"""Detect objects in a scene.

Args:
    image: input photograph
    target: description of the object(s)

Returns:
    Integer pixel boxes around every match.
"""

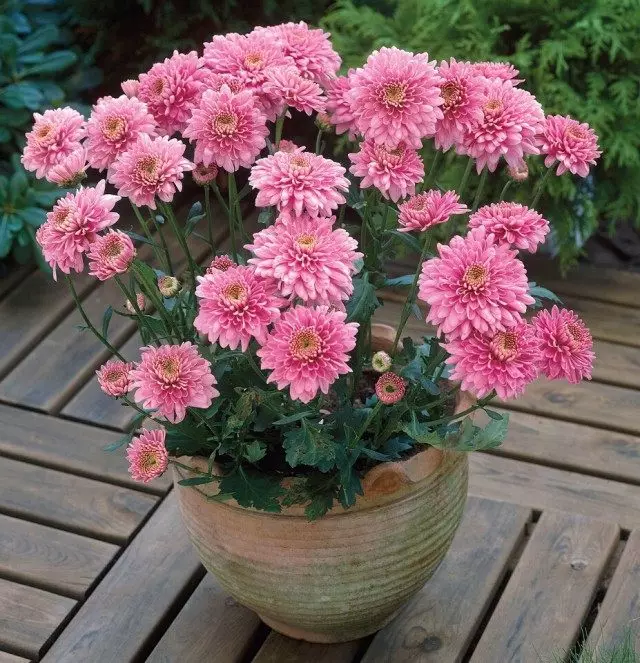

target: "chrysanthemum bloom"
[471,62,523,85]
[262,66,326,116]
[192,162,218,186]
[398,189,469,232]
[540,115,601,177]
[46,146,88,187]
[87,230,136,280]
[183,86,268,173]
[22,107,86,178]
[250,149,349,217]
[194,265,284,351]
[372,351,392,373]
[469,202,549,253]
[325,73,358,139]
[137,50,210,135]
[96,359,133,397]
[348,47,443,149]
[277,139,301,153]
[207,254,236,273]
[207,72,248,94]
[434,59,484,151]
[158,275,180,297]
[418,227,535,339]
[444,322,539,399]
[126,293,146,313]
[126,429,169,483]
[257,305,358,403]
[85,95,157,171]
[109,134,193,208]
[509,161,529,181]
[375,372,406,404]
[532,306,595,383]
[129,342,219,423]
[459,79,544,173]
[246,214,362,305]
[349,140,424,202]
[36,180,120,278]
[121,79,140,98]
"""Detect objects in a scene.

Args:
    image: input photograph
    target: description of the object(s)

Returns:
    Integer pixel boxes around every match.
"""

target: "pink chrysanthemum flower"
[194,265,284,351]
[250,149,349,218]
[126,429,169,483]
[36,180,120,278]
[183,86,268,173]
[246,214,362,305]
[540,115,601,178]
[349,140,424,202]
[398,189,469,232]
[445,322,539,399]
[96,359,133,397]
[418,227,535,340]
[207,72,248,94]
[459,79,544,173]
[137,50,210,135]
[207,254,236,273]
[129,342,219,423]
[87,230,136,280]
[348,47,443,149]
[121,79,139,98]
[278,139,301,153]
[109,134,193,209]
[262,66,326,116]
[471,62,523,85]
[435,59,484,151]
[46,146,88,186]
[257,305,358,403]
[22,107,86,179]
[192,163,218,186]
[86,95,157,171]
[532,306,595,383]
[469,202,549,253]
[325,72,358,140]
[375,372,406,404]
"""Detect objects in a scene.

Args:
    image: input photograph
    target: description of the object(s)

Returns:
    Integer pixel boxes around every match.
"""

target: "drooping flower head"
[471,62,523,85]
[126,428,169,483]
[129,342,219,423]
[192,162,218,186]
[418,227,535,339]
[96,359,133,397]
[137,50,210,135]
[257,305,358,403]
[87,230,136,280]
[434,59,484,151]
[262,66,326,116]
[349,140,424,202]
[375,372,406,404]
[121,79,140,98]
[459,79,544,173]
[372,351,392,373]
[46,146,88,187]
[36,180,120,278]
[540,115,601,178]
[325,72,358,139]
[246,214,362,305]
[85,95,157,171]
[250,149,349,218]
[445,322,539,399]
[22,107,86,178]
[348,47,443,149]
[207,254,236,273]
[398,189,469,232]
[532,306,595,383]
[183,86,268,173]
[109,134,193,208]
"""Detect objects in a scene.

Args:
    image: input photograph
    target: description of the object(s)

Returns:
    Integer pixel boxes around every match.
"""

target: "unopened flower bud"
[158,275,180,298]
[372,350,392,373]
[126,293,146,313]
[375,372,406,405]
[315,112,332,132]
[509,162,529,182]
[207,254,236,273]
[192,162,218,186]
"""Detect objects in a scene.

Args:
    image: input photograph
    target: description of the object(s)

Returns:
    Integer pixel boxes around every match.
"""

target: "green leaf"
[18,24,58,53]
[305,492,335,520]
[257,207,275,225]
[218,468,285,512]
[101,306,113,340]
[388,229,422,253]
[17,207,45,227]
[24,50,77,75]
[528,282,563,307]
[283,420,337,472]
[337,468,362,509]
[453,413,509,452]
[2,82,44,110]
[184,201,205,237]
[243,439,267,463]
[124,231,158,246]
[384,274,414,287]
[401,414,444,446]
[178,476,216,486]
[103,433,131,452]
[273,410,315,426]
[346,272,380,323]
[484,409,503,421]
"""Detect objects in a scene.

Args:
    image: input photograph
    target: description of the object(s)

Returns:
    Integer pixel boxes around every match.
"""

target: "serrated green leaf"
[218,468,284,512]
[243,439,267,463]
[283,420,337,472]
[178,476,216,486]
[273,410,315,426]
[388,229,422,253]
[346,272,380,323]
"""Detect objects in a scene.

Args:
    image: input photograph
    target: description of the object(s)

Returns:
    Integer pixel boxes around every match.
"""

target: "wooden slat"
[0,457,157,543]
[0,265,33,300]
[253,634,361,663]
[42,494,203,663]
[469,511,619,663]
[363,497,530,663]
[0,513,117,599]
[585,529,640,653]
[147,574,262,663]
[0,577,76,660]
[469,454,640,531]
[0,651,30,663]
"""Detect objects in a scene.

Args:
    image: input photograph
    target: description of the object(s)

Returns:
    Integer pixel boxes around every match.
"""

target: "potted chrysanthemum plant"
[22,23,599,643]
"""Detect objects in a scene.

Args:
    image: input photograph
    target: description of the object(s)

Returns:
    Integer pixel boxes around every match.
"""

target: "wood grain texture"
[0,457,157,543]
[470,511,619,663]
[253,634,361,663]
[42,495,202,663]
[585,529,640,653]
[470,454,640,531]
[363,497,531,663]
[146,574,262,663]
[0,513,117,599]
[0,265,33,300]
[0,651,29,663]
[0,577,76,660]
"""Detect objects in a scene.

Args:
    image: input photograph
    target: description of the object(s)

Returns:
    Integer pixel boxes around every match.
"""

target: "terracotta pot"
[173,324,471,643]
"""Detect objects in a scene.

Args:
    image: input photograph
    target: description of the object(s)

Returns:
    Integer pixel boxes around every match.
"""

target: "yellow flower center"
[35,123,54,142]
[222,281,248,305]
[566,125,586,140]
[290,327,322,362]
[490,331,518,361]
[157,356,180,382]
[483,99,503,115]
[382,82,407,107]
[295,233,317,250]
[213,112,238,135]
[441,81,462,109]
[136,156,160,184]
[151,78,165,95]
[52,207,74,232]
[103,116,126,141]
[102,236,124,259]
[463,263,489,290]
[140,451,160,472]
[244,52,264,69]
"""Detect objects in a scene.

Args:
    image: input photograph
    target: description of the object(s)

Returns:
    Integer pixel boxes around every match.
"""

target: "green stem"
[159,201,199,288]
[422,150,442,192]
[354,401,383,445]
[227,174,240,262]
[350,317,370,402]
[425,392,496,428]
[169,458,222,479]
[457,158,474,200]
[499,179,513,202]
[131,202,163,266]
[204,186,214,250]
[531,167,552,209]
[122,395,165,427]
[471,168,488,213]
[315,128,323,155]
[131,260,179,341]
[151,214,173,275]
[210,181,230,216]
[245,352,267,385]
[114,275,162,345]
[274,113,285,148]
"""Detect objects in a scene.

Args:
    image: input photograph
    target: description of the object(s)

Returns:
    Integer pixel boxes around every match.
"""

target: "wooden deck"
[0,257,639,662]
